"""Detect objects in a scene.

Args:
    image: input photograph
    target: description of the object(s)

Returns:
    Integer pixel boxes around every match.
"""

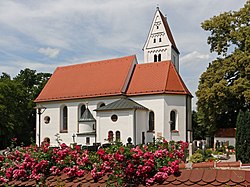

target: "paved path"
[223,154,236,162]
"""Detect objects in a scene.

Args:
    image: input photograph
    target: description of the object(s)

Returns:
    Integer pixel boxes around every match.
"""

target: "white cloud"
[181,51,211,65]
[38,47,60,58]
[0,0,247,109]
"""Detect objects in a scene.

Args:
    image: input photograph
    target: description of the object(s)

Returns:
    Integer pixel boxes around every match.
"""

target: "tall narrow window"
[62,106,68,132]
[159,37,162,42]
[86,137,90,145]
[142,132,145,144]
[154,54,157,62]
[158,54,161,61]
[149,111,155,131]
[153,38,156,43]
[108,131,114,142]
[115,131,121,142]
[170,111,176,131]
[80,104,86,118]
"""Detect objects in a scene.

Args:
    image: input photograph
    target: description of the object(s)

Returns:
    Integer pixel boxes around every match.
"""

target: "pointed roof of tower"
[158,10,179,54]
[143,7,179,54]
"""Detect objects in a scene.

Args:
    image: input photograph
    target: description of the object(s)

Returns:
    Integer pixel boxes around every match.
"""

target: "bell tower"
[143,7,180,72]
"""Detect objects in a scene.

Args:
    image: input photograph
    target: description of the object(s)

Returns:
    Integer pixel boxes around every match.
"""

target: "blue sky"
[0,0,247,109]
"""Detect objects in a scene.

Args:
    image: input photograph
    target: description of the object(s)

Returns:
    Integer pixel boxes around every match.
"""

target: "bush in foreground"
[0,139,188,186]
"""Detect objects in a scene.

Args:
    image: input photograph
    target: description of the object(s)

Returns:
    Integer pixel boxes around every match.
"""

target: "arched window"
[98,102,105,108]
[153,38,156,43]
[108,131,114,142]
[61,106,68,132]
[115,131,121,142]
[154,54,157,62]
[149,111,155,131]
[159,37,162,42]
[80,104,86,118]
[170,110,176,131]
[100,103,105,107]
[158,54,161,61]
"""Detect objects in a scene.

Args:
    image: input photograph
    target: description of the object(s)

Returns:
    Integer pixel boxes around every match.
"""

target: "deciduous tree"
[0,69,51,148]
[196,1,250,135]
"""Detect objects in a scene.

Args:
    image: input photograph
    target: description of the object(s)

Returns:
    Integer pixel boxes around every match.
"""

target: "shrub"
[236,110,250,164]
[0,139,188,186]
[227,145,234,150]
[190,152,204,163]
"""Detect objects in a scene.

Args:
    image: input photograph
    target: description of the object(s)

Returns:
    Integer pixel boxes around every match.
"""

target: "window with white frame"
[149,111,155,131]
[61,106,68,132]
[108,131,114,142]
[158,54,161,61]
[154,54,157,62]
[115,131,121,142]
[170,110,177,131]
[86,137,90,145]
[79,104,86,119]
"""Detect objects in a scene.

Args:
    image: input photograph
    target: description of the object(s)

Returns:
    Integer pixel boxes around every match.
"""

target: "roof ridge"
[168,62,192,96]
[57,55,136,70]
[121,56,137,94]
[164,61,171,91]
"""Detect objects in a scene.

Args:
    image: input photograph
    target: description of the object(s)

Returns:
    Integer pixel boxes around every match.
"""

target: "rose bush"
[0,139,188,186]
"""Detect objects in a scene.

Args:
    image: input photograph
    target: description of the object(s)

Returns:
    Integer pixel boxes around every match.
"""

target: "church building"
[35,8,192,147]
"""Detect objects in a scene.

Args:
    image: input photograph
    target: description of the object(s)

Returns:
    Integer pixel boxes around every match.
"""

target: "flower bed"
[0,140,188,186]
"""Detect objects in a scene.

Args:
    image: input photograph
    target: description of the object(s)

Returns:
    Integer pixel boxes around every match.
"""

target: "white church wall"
[171,49,179,72]
[130,95,165,140]
[135,110,148,145]
[37,104,60,147]
[164,95,187,142]
[37,94,189,146]
[78,122,94,133]
[130,94,187,142]
[75,134,96,146]
[36,96,121,146]
[96,110,134,145]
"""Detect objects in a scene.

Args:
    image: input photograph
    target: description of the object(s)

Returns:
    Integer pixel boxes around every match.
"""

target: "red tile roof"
[3,163,250,187]
[35,56,191,103]
[126,61,191,96]
[35,55,136,102]
[214,128,236,138]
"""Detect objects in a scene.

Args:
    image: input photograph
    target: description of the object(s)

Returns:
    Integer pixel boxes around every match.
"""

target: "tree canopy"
[196,1,250,136]
[0,69,51,149]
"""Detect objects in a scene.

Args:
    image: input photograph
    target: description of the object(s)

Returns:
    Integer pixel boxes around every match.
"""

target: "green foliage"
[190,149,215,163]
[0,68,51,149]
[227,145,234,150]
[192,110,206,139]
[201,1,250,56]
[196,1,250,135]
[236,110,250,164]
[190,152,204,163]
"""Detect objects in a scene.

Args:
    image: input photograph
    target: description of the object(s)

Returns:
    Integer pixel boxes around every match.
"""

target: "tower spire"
[142,8,180,72]
[156,4,159,10]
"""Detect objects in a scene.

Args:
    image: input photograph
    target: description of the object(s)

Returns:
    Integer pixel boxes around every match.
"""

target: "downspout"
[94,120,97,145]
[134,109,137,145]
[186,95,189,142]
[186,95,191,142]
